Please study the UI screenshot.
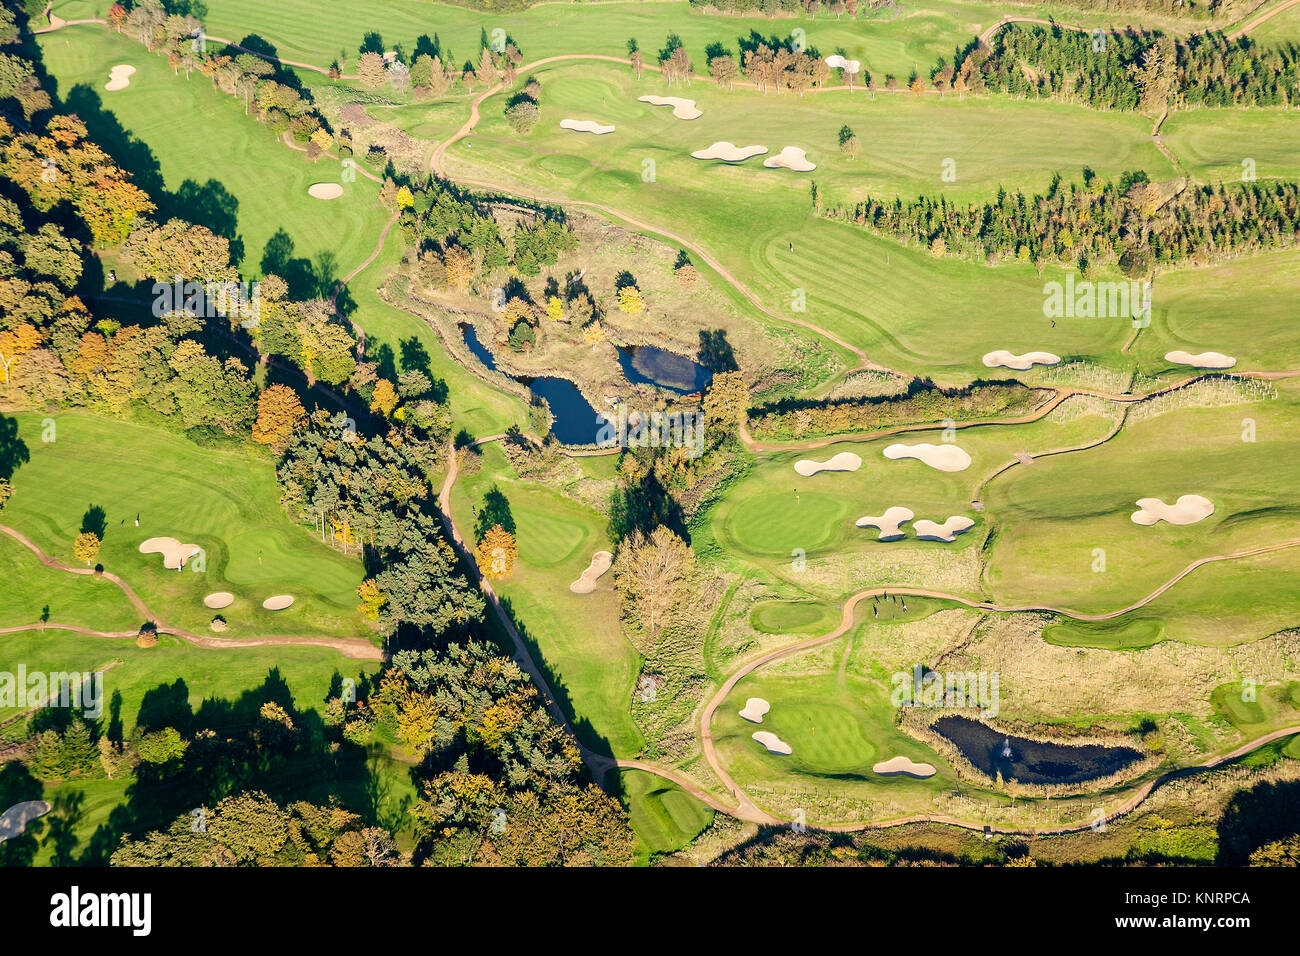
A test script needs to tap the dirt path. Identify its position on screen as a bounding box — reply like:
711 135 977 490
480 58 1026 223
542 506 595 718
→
1229 0 1300 37
0 525 384 660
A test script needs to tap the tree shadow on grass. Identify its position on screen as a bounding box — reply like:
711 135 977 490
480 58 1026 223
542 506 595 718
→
0 414 29 481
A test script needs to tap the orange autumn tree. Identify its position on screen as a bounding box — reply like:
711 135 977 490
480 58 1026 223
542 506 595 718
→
474 524 516 580
0 323 41 384
251 384 307 449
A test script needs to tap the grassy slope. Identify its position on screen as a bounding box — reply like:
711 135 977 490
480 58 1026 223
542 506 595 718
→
2 412 373 641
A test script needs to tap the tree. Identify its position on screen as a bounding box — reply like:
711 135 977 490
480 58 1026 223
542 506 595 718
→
616 286 645 314
613 525 694 648
504 98 540 135
629 49 644 80
545 296 564 321
0 323 41 384
251 384 307 448
357 578 387 620
73 531 100 566
709 54 739 90
357 52 387 89
702 370 749 430
475 524 516 579
1250 835 1300 866
838 124 859 159
369 378 399 417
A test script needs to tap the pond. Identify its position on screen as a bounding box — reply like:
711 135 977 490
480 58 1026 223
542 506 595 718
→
461 324 605 446
617 345 713 395
932 716 1144 787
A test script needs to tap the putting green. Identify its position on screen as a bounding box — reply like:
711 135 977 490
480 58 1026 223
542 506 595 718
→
750 600 839 635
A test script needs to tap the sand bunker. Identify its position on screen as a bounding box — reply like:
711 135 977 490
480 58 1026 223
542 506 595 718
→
203 592 235 610
824 54 862 73
873 756 936 778
739 697 771 723
982 349 1061 370
104 64 136 92
308 183 344 200
763 146 817 172
569 550 613 594
883 443 971 472
1165 350 1236 369
559 119 615 135
914 515 975 542
1131 494 1214 526
691 141 768 162
139 536 201 570
0 800 52 843
856 506 914 542
794 451 862 477
262 595 295 610
752 730 792 755
637 95 702 120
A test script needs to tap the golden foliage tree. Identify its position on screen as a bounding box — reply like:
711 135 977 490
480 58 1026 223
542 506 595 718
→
251 384 307 448
73 531 100 566
357 578 387 621
612 525 694 650
475 524 517 579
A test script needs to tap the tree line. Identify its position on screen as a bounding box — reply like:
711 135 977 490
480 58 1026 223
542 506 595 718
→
823 170 1300 272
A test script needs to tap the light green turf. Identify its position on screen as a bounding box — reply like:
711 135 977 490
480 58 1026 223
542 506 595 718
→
750 599 839 635
2 412 374 642
0 534 140 632
984 379 1300 638
1162 109 1300 185
619 768 713 861
711 408 1118 598
37 26 388 278
449 442 643 756
1042 616 1166 650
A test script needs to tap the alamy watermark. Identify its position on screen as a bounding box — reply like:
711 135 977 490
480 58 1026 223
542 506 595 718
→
0 666 103 718
891 664 999 718
1043 274 1151 326
152 277 262 329
596 407 705 458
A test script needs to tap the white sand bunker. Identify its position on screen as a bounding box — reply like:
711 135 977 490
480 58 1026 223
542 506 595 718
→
739 697 771 723
203 592 235 610
0 800 52 843
982 349 1061 370
569 550 613 594
794 451 862 477
637 94 702 120
104 64 136 92
873 756 936 778
763 146 817 172
856 506 914 542
139 536 201 569
914 515 975 542
883 442 971 472
262 595 295 610
691 141 768 163
752 730 792 755
824 54 861 73
308 183 344 200
1165 350 1236 369
559 118 615 135
1131 494 1214 526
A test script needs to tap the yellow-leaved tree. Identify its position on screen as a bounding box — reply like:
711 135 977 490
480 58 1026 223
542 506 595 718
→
474 524 517 579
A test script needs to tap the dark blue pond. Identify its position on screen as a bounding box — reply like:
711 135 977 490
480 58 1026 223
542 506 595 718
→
461 324 604 445
933 716 1144 786
617 345 713 394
